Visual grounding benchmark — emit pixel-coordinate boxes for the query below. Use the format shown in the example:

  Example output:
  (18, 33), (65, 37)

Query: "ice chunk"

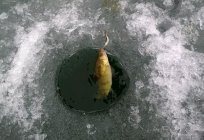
(86, 123), (97, 135)
(0, 12), (8, 20)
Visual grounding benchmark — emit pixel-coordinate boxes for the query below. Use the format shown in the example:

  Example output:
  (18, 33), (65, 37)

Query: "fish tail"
(103, 31), (109, 48)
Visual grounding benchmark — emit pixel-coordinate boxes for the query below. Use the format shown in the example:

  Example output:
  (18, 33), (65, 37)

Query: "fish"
(95, 32), (112, 99)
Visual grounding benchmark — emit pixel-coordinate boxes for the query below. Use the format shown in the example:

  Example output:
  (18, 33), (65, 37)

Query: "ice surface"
(0, 12), (8, 20)
(194, 7), (204, 30)
(128, 106), (141, 129)
(163, 0), (173, 7)
(0, 0), (204, 139)
(0, 21), (49, 138)
(123, 1), (204, 139)
(0, 0), (107, 139)
(86, 123), (97, 135)
(13, 3), (28, 15)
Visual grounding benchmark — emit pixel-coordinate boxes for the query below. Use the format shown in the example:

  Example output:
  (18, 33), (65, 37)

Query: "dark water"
(57, 48), (129, 113)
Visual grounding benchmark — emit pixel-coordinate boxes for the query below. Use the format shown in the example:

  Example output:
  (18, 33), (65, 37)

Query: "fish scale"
(95, 32), (112, 98)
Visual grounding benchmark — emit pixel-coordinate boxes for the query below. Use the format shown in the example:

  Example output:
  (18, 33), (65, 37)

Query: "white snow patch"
(0, 0), (105, 138)
(135, 80), (144, 90)
(0, 22), (49, 132)
(50, 1), (105, 39)
(194, 6), (204, 30)
(163, 0), (173, 7)
(0, 12), (8, 20)
(126, 3), (160, 40)
(123, 2), (204, 139)
(13, 3), (28, 15)
(128, 106), (141, 128)
(28, 134), (47, 140)
(86, 123), (97, 135)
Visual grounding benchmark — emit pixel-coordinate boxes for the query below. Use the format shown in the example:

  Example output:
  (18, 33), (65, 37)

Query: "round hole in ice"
(56, 48), (130, 113)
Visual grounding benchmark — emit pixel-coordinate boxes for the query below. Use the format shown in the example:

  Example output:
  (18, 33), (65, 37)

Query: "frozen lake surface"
(0, 0), (204, 139)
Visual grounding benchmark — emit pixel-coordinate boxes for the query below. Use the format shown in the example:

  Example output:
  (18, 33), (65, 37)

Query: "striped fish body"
(95, 48), (112, 97)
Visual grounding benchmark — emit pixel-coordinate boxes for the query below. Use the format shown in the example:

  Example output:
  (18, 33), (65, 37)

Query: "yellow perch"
(95, 32), (112, 99)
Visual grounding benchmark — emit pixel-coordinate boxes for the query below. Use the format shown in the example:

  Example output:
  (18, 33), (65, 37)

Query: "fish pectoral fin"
(95, 91), (107, 100)
(92, 73), (98, 82)
(95, 64), (104, 77)
(95, 93), (103, 100)
(94, 92), (107, 100)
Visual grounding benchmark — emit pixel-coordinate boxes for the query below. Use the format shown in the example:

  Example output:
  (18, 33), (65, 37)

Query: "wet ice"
(0, 0), (204, 139)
